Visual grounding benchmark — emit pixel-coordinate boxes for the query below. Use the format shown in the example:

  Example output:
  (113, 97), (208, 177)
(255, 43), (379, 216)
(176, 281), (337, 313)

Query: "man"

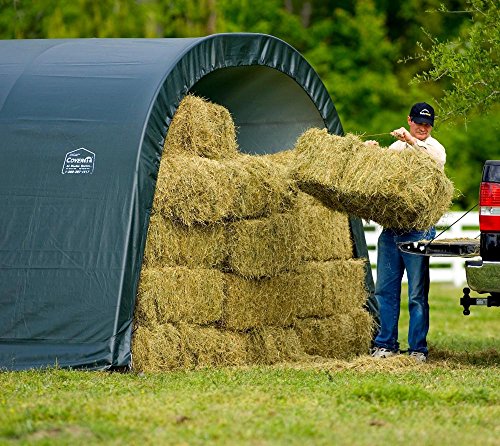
(368, 102), (446, 362)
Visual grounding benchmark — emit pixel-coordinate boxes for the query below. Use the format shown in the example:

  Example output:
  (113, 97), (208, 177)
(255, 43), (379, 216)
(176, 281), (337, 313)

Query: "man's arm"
(391, 127), (446, 169)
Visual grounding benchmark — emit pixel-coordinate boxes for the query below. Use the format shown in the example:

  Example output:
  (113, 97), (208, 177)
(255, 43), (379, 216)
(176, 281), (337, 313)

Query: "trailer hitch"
(460, 288), (500, 315)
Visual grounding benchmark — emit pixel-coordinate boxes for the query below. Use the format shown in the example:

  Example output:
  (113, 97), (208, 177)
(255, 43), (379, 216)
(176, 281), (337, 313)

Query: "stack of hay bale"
(132, 95), (373, 371)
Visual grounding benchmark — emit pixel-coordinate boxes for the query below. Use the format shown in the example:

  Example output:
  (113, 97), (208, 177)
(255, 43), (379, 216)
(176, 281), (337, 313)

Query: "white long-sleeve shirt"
(389, 135), (446, 170)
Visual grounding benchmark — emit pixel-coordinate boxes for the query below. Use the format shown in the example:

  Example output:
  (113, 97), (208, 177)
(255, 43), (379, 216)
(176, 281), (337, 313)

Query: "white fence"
(363, 211), (480, 286)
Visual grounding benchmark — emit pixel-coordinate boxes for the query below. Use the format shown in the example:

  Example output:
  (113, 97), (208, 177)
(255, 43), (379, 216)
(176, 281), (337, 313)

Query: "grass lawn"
(1, 283), (499, 446)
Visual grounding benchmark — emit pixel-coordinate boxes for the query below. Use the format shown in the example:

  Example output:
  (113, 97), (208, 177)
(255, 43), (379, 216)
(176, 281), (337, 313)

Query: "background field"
(1, 283), (498, 446)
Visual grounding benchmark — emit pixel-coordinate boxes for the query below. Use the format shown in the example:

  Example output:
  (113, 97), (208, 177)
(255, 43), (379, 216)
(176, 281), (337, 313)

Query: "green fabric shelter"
(0, 34), (377, 370)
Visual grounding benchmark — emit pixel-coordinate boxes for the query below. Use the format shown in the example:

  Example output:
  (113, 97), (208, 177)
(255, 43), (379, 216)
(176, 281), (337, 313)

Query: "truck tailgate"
(397, 238), (480, 257)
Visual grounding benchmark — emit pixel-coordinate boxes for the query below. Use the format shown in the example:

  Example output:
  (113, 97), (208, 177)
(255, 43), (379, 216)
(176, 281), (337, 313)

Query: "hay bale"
(292, 128), (454, 230)
(258, 149), (296, 171)
(226, 213), (303, 278)
(131, 322), (249, 371)
(226, 204), (355, 278)
(177, 322), (248, 369)
(295, 316), (350, 359)
(320, 259), (369, 310)
(131, 324), (181, 372)
(223, 259), (367, 329)
(164, 94), (238, 160)
(154, 154), (238, 225)
(153, 153), (298, 225)
(293, 129), (360, 213)
(350, 308), (375, 355)
(223, 271), (322, 330)
(135, 267), (224, 326)
(295, 309), (372, 360)
(226, 154), (298, 219)
(296, 260), (368, 318)
(246, 327), (306, 364)
(143, 214), (226, 269)
(294, 200), (353, 261)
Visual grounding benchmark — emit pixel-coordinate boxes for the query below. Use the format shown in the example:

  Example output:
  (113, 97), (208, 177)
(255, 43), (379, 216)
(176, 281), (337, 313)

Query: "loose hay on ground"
(135, 267), (224, 326)
(292, 128), (454, 230)
(164, 94), (239, 160)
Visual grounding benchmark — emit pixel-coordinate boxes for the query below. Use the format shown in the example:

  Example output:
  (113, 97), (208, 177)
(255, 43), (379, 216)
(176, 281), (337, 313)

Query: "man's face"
(407, 116), (432, 140)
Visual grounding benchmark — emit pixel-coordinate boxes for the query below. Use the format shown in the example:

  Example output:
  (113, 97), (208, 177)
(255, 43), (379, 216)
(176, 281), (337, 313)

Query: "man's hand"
(390, 127), (415, 145)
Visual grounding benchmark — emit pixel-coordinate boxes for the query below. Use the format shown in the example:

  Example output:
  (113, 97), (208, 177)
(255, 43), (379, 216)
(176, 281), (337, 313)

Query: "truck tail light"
(479, 182), (500, 231)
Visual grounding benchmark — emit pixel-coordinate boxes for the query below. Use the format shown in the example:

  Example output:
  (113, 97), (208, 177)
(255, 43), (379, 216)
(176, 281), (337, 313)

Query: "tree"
(410, 0), (499, 123)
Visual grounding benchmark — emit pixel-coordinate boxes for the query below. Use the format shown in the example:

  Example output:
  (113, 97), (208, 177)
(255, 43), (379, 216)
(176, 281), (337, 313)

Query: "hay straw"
(293, 199), (353, 261)
(295, 308), (373, 360)
(226, 213), (303, 278)
(292, 128), (454, 230)
(296, 260), (368, 318)
(226, 154), (298, 219)
(320, 259), (369, 310)
(260, 148), (295, 166)
(223, 272), (312, 330)
(349, 307), (375, 355)
(164, 94), (238, 160)
(222, 259), (367, 329)
(273, 354), (430, 373)
(177, 322), (248, 369)
(135, 267), (224, 326)
(246, 327), (306, 364)
(134, 111), (380, 370)
(293, 129), (360, 213)
(131, 324), (181, 372)
(154, 154), (237, 225)
(143, 214), (226, 269)
(131, 322), (249, 371)
(153, 154), (298, 225)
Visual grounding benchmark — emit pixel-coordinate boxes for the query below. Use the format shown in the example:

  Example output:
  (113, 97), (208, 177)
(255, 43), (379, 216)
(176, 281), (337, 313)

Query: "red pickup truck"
(399, 160), (500, 314)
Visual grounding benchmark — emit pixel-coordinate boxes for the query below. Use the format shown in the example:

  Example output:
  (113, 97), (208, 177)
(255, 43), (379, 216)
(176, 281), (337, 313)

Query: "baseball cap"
(409, 102), (435, 126)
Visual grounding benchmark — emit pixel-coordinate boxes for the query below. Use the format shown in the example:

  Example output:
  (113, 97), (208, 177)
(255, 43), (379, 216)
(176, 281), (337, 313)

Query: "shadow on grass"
(430, 346), (500, 367)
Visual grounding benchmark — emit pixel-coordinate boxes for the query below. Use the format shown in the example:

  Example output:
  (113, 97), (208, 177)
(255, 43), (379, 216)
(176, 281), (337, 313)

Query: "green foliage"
(303, 1), (409, 134)
(437, 106), (500, 209)
(411, 0), (499, 123)
(0, 0), (155, 38)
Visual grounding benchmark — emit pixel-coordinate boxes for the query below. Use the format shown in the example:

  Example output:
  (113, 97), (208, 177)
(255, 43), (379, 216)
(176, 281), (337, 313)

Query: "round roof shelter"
(0, 34), (376, 370)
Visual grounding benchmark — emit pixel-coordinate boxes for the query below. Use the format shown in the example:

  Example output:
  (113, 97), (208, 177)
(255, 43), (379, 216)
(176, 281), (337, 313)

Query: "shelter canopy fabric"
(0, 34), (376, 370)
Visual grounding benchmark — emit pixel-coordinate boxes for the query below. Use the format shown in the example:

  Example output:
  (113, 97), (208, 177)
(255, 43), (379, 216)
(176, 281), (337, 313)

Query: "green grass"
(1, 284), (499, 446)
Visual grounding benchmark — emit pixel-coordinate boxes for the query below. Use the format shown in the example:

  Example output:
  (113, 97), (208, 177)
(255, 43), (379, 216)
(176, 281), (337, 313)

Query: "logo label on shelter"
(62, 148), (95, 174)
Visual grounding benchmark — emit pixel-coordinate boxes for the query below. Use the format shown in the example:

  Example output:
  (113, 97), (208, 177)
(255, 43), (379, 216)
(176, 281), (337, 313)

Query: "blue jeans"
(374, 227), (435, 354)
